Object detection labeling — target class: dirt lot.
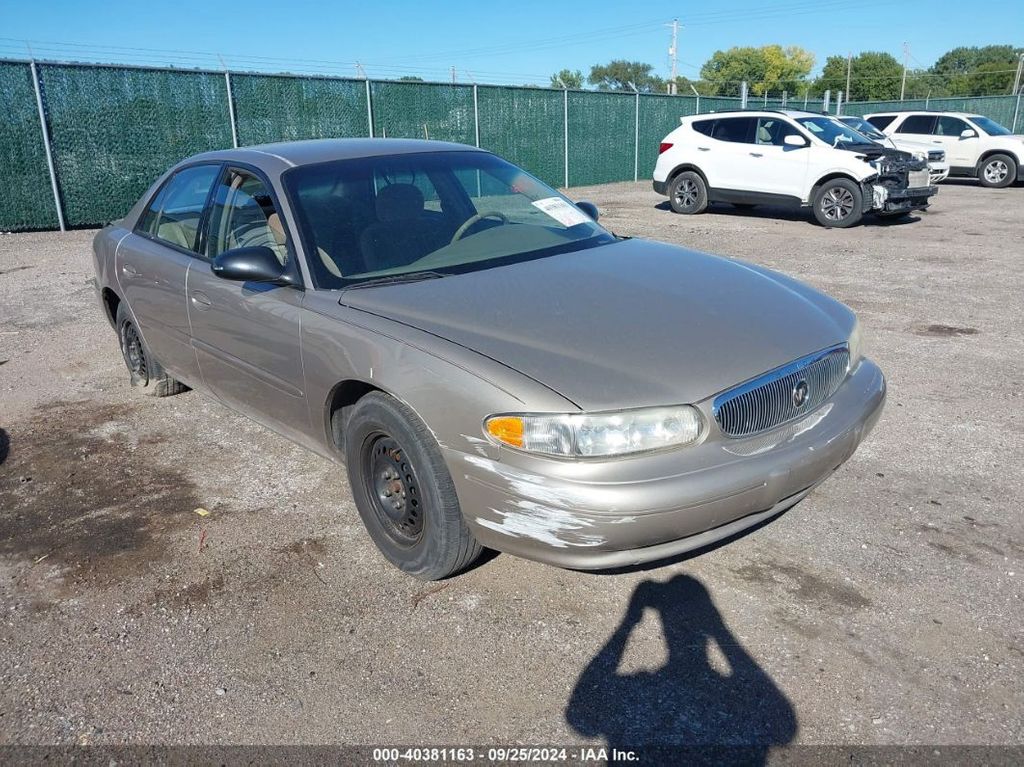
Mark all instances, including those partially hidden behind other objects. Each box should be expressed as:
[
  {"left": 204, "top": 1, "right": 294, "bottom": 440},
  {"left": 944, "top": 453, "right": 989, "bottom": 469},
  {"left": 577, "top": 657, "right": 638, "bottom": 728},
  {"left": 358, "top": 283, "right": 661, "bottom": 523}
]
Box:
[{"left": 1, "top": 181, "right": 1022, "bottom": 751}]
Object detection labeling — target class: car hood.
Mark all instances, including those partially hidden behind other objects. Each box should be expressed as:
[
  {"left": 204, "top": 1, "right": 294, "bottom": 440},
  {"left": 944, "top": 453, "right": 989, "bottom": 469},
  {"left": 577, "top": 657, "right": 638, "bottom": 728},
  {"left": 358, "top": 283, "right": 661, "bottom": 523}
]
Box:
[{"left": 338, "top": 239, "right": 853, "bottom": 411}]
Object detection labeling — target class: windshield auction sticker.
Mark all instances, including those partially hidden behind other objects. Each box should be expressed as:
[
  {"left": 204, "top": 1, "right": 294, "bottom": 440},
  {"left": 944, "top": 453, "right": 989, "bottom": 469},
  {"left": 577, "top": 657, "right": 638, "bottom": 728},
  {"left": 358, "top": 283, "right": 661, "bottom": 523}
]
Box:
[{"left": 531, "top": 197, "right": 592, "bottom": 227}]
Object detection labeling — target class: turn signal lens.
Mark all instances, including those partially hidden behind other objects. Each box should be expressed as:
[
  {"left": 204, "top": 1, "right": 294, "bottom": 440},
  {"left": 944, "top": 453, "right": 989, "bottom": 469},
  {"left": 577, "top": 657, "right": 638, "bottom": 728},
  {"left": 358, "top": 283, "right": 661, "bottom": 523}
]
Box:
[
  {"left": 484, "top": 406, "right": 704, "bottom": 459},
  {"left": 485, "top": 416, "right": 525, "bottom": 448},
  {"left": 659, "top": 142, "right": 674, "bottom": 154}
]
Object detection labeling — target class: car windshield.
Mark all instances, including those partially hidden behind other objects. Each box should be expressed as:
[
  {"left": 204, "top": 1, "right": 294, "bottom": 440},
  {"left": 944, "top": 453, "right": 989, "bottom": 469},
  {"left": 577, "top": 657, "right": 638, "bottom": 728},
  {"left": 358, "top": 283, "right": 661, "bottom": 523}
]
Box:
[
  {"left": 970, "top": 116, "right": 1012, "bottom": 136},
  {"left": 282, "top": 151, "right": 614, "bottom": 288},
  {"left": 796, "top": 116, "right": 876, "bottom": 147},
  {"left": 839, "top": 116, "right": 886, "bottom": 141}
]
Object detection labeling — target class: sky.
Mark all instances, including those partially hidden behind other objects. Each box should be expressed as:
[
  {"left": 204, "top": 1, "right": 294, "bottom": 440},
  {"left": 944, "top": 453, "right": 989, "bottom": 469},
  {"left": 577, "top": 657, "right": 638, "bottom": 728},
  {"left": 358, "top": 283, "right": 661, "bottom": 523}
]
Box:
[{"left": 1, "top": 0, "right": 1021, "bottom": 86}]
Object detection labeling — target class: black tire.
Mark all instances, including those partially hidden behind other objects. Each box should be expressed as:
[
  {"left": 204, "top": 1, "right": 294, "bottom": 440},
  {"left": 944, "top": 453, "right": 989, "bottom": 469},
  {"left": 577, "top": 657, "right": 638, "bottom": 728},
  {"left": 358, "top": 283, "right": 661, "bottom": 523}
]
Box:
[
  {"left": 978, "top": 154, "right": 1017, "bottom": 188},
  {"left": 668, "top": 171, "right": 708, "bottom": 214},
  {"left": 812, "top": 178, "right": 863, "bottom": 228},
  {"left": 115, "top": 303, "right": 187, "bottom": 397},
  {"left": 344, "top": 392, "right": 482, "bottom": 580}
]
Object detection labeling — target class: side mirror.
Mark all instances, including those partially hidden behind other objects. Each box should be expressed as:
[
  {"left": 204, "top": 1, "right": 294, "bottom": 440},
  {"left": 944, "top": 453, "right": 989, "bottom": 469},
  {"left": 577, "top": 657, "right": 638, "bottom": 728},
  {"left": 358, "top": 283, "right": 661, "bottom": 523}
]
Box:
[
  {"left": 211, "top": 246, "right": 287, "bottom": 284},
  {"left": 783, "top": 134, "right": 808, "bottom": 147},
  {"left": 575, "top": 200, "right": 599, "bottom": 221},
  {"left": 960, "top": 128, "right": 977, "bottom": 139}
]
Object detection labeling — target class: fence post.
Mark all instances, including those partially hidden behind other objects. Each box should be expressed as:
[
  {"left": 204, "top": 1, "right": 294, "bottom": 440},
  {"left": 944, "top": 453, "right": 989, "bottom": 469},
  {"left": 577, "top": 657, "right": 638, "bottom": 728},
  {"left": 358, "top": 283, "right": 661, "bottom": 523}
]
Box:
[
  {"left": 740, "top": 81, "right": 748, "bottom": 109},
  {"left": 29, "top": 61, "right": 66, "bottom": 232},
  {"left": 224, "top": 72, "right": 239, "bottom": 148},
  {"left": 823, "top": 89, "right": 831, "bottom": 113},
  {"left": 473, "top": 84, "right": 480, "bottom": 147},
  {"left": 562, "top": 87, "right": 569, "bottom": 188},
  {"left": 1013, "top": 90, "right": 1022, "bottom": 134},
  {"left": 365, "top": 79, "right": 374, "bottom": 138},
  {"left": 836, "top": 90, "right": 844, "bottom": 115},
  {"left": 633, "top": 91, "right": 640, "bottom": 183}
]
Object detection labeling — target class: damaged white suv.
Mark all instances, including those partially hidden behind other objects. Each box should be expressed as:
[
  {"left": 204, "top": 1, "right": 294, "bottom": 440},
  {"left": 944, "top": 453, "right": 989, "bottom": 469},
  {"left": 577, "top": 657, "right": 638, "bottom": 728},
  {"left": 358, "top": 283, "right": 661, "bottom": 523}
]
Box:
[{"left": 654, "top": 109, "right": 937, "bottom": 227}]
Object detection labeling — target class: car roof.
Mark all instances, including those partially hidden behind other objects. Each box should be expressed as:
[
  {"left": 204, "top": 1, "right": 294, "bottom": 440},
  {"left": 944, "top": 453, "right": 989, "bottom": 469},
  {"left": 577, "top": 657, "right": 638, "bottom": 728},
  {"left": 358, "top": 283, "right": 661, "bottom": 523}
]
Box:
[
  {"left": 186, "top": 138, "right": 486, "bottom": 173},
  {"left": 684, "top": 109, "right": 828, "bottom": 120},
  {"left": 863, "top": 110, "right": 978, "bottom": 118}
]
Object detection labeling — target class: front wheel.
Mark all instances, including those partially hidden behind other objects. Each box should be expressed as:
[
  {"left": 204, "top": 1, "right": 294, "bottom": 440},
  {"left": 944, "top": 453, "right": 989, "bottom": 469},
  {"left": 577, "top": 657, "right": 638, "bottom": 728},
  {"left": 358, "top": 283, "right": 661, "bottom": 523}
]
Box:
[
  {"left": 812, "top": 179, "right": 863, "bottom": 228},
  {"left": 344, "top": 392, "right": 483, "bottom": 580},
  {"left": 668, "top": 171, "right": 708, "bottom": 215},
  {"left": 978, "top": 154, "right": 1017, "bottom": 188}
]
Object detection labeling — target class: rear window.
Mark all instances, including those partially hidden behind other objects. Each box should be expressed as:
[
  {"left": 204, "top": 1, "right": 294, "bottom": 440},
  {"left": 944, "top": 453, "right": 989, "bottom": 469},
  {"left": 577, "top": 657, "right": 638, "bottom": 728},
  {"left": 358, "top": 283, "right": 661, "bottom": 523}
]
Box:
[{"left": 866, "top": 115, "right": 896, "bottom": 130}]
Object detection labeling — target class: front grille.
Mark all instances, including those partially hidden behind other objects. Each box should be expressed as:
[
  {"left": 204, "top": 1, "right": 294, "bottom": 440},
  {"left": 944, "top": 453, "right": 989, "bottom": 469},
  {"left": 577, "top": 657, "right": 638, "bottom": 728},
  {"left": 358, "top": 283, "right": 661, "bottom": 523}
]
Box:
[
  {"left": 927, "top": 149, "right": 945, "bottom": 163},
  {"left": 714, "top": 345, "right": 850, "bottom": 438}
]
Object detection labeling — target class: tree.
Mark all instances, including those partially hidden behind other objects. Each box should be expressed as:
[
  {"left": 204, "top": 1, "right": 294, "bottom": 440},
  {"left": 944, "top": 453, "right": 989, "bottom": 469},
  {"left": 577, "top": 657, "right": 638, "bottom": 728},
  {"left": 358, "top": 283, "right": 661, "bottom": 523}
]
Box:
[
  {"left": 699, "top": 45, "right": 814, "bottom": 96},
  {"left": 815, "top": 51, "right": 904, "bottom": 101},
  {"left": 398, "top": 76, "right": 424, "bottom": 82},
  {"left": 549, "top": 69, "right": 584, "bottom": 89},
  {"left": 930, "top": 45, "right": 1023, "bottom": 95},
  {"left": 588, "top": 60, "right": 665, "bottom": 93}
]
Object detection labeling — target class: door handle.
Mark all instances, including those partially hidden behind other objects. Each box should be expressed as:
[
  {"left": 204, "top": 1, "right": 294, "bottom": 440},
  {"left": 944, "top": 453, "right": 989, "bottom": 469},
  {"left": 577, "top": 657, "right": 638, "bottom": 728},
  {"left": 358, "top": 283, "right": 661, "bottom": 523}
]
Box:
[
  {"left": 697, "top": 146, "right": 711, "bottom": 152},
  {"left": 122, "top": 264, "right": 140, "bottom": 278},
  {"left": 749, "top": 152, "right": 763, "bottom": 157},
  {"left": 190, "top": 291, "right": 213, "bottom": 310},
  {"left": 932, "top": 140, "right": 942, "bottom": 144}
]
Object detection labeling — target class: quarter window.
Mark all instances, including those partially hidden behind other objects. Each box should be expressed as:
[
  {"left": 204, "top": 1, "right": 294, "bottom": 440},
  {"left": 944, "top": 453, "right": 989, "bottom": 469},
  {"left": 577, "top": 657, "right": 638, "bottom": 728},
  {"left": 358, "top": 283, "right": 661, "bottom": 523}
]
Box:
[
  {"left": 692, "top": 119, "right": 716, "bottom": 137},
  {"left": 206, "top": 169, "right": 289, "bottom": 265},
  {"left": 140, "top": 164, "right": 220, "bottom": 252},
  {"left": 896, "top": 115, "right": 937, "bottom": 134}
]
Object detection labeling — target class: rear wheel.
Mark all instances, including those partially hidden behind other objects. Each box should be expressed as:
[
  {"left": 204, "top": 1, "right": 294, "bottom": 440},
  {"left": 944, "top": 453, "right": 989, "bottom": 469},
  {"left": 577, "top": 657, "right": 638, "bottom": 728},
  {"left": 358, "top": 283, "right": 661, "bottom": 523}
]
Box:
[
  {"left": 344, "top": 392, "right": 482, "bottom": 580},
  {"left": 668, "top": 171, "right": 708, "bottom": 215},
  {"left": 812, "top": 179, "right": 863, "bottom": 228},
  {"left": 115, "top": 303, "right": 187, "bottom": 397},
  {"left": 978, "top": 154, "right": 1016, "bottom": 188}
]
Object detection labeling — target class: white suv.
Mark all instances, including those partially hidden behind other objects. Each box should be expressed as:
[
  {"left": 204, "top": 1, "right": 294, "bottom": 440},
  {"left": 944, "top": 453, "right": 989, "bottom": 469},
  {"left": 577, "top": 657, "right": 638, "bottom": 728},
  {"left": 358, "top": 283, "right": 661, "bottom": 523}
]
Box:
[
  {"left": 865, "top": 111, "right": 1024, "bottom": 188},
  {"left": 654, "top": 110, "right": 937, "bottom": 228}
]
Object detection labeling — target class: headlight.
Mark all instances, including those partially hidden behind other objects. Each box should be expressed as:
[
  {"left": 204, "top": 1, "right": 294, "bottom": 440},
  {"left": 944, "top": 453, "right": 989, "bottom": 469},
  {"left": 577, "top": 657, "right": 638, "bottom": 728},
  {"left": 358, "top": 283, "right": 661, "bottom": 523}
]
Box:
[
  {"left": 848, "top": 318, "right": 862, "bottom": 367},
  {"left": 484, "top": 405, "right": 705, "bottom": 458}
]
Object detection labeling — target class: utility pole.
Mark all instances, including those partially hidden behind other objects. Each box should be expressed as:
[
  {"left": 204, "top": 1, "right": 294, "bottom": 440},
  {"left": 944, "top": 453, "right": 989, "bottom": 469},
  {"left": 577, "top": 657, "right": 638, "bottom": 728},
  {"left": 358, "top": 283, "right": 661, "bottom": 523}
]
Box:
[
  {"left": 1012, "top": 52, "right": 1024, "bottom": 95},
  {"left": 900, "top": 42, "right": 909, "bottom": 100},
  {"left": 667, "top": 18, "right": 679, "bottom": 95},
  {"left": 845, "top": 52, "right": 852, "bottom": 101}
]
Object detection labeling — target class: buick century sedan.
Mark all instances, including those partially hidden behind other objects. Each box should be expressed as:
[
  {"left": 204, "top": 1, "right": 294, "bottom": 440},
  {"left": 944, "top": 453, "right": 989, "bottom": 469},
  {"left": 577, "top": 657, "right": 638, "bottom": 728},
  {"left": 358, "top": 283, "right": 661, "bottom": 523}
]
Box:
[{"left": 92, "top": 139, "right": 885, "bottom": 580}]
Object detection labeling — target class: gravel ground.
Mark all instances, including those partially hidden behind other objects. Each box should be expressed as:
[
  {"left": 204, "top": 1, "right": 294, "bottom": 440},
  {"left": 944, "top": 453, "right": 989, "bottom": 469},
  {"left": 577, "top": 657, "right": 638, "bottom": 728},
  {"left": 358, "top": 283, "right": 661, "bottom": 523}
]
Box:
[{"left": 0, "top": 181, "right": 1022, "bottom": 751}]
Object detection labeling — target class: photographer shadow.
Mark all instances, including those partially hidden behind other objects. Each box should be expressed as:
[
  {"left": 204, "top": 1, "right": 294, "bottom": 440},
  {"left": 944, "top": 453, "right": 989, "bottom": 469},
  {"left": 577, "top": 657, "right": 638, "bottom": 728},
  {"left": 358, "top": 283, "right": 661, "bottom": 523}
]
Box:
[{"left": 566, "top": 574, "right": 796, "bottom": 765}]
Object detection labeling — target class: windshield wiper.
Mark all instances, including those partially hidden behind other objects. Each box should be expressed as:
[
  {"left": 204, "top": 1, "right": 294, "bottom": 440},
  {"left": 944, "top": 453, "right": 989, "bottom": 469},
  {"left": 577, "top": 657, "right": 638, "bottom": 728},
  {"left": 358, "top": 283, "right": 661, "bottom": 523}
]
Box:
[{"left": 338, "top": 270, "right": 447, "bottom": 292}]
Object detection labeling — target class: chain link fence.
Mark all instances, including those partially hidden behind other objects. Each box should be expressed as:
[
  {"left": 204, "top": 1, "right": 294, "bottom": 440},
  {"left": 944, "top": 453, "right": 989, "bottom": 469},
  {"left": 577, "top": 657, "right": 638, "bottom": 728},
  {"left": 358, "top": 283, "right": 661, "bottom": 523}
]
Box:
[{"left": 1, "top": 57, "right": 1021, "bottom": 232}]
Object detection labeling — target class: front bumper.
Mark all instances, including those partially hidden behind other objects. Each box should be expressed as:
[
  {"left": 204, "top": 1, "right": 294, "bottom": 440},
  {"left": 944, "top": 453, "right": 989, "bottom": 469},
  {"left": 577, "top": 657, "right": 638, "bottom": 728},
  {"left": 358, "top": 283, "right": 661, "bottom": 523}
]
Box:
[
  {"left": 448, "top": 359, "right": 886, "bottom": 570},
  {"left": 872, "top": 184, "right": 937, "bottom": 212}
]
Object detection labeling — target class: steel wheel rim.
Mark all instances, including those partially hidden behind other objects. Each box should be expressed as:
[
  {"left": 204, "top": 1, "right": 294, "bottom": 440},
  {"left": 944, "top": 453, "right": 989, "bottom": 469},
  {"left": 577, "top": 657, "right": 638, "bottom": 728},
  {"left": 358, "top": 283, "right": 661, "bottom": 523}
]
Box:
[
  {"left": 121, "top": 322, "right": 147, "bottom": 379},
  {"left": 984, "top": 160, "right": 1008, "bottom": 183},
  {"left": 362, "top": 434, "right": 424, "bottom": 547},
  {"left": 674, "top": 179, "right": 699, "bottom": 208},
  {"left": 821, "top": 187, "right": 855, "bottom": 220}
]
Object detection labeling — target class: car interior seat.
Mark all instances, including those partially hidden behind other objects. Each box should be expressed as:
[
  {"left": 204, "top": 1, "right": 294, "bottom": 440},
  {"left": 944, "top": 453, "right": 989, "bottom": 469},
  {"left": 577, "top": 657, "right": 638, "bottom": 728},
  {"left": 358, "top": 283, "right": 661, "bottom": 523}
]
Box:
[{"left": 358, "top": 183, "right": 448, "bottom": 273}]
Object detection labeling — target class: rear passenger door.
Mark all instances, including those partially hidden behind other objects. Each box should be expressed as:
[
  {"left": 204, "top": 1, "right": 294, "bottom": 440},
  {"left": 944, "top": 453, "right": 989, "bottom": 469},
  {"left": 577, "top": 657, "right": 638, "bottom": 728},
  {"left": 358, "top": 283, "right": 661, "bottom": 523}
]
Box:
[
  {"left": 703, "top": 116, "right": 758, "bottom": 191},
  {"left": 893, "top": 114, "right": 937, "bottom": 145},
  {"left": 185, "top": 165, "right": 312, "bottom": 443},
  {"left": 116, "top": 163, "right": 221, "bottom": 387}
]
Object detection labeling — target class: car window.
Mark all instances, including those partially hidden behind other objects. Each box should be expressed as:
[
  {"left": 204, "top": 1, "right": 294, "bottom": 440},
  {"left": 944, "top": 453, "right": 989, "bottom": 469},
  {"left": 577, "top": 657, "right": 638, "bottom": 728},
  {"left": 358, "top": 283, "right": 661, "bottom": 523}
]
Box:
[
  {"left": 755, "top": 118, "right": 802, "bottom": 146},
  {"left": 139, "top": 164, "right": 220, "bottom": 252},
  {"left": 206, "top": 168, "right": 289, "bottom": 265},
  {"left": 692, "top": 119, "right": 715, "bottom": 137},
  {"left": 712, "top": 117, "right": 756, "bottom": 143},
  {"left": 284, "top": 151, "right": 613, "bottom": 289},
  {"left": 866, "top": 115, "right": 896, "bottom": 130},
  {"left": 969, "top": 115, "right": 1011, "bottom": 136},
  {"left": 934, "top": 116, "right": 969, "bottom": 136},
  {"left": 896, "top": 115, "right": 937, "bottom": 134}
]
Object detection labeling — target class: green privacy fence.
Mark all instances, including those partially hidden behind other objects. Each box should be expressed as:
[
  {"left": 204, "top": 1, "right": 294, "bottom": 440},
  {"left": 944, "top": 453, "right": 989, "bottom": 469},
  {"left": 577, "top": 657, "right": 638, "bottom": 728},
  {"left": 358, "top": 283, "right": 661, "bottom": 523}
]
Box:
[{"left": 1, "top": 57, "right": 1022, "bottom": 232}]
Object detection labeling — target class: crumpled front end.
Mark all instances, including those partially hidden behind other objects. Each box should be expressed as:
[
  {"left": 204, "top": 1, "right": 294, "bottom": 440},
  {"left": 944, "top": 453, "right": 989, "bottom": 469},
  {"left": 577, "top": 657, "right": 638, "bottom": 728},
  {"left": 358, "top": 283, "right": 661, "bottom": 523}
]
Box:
[{"left": 863, "top": 154, "right": 937, "bottom": 213}]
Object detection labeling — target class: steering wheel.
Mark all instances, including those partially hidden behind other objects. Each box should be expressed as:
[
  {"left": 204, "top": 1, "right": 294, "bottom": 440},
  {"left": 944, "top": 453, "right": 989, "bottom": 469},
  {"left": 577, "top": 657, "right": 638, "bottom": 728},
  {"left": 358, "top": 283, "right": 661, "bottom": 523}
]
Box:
[{"left": 451, "top": 211, "right": 509, "bottom": 243}]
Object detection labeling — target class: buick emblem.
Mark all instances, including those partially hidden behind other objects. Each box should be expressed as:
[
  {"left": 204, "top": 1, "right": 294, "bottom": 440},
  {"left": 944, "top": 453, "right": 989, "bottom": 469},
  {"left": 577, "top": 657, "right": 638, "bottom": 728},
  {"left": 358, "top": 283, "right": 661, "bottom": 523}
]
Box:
[{"left": 792, "top": 379, "right": 810, "bottom": 408}]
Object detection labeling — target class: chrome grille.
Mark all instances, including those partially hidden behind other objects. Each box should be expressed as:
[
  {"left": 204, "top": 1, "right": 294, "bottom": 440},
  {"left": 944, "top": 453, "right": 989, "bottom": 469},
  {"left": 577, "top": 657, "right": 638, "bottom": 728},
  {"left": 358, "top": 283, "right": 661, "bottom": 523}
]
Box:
[
  {"left": 714, "top": 345, "right": 850, "bottom": 438},
  {"left": 927, "top": 149, "right": 945, "bottom": 163}
]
